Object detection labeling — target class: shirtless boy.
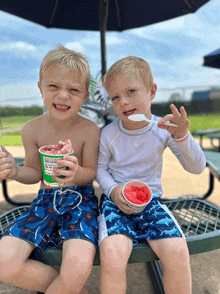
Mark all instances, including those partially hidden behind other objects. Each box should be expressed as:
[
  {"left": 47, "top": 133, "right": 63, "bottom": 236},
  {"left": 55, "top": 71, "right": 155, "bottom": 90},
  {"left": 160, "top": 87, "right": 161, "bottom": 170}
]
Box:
[{"left": 0, "top": 45, "right": 100, "bottom": 294}]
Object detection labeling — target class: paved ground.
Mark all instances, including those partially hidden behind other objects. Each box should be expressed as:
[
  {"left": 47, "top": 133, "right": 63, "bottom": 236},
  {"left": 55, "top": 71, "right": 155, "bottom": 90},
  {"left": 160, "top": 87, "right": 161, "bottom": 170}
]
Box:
[{"left": 1, "top": 139, "right": 220, "bottom": 293}]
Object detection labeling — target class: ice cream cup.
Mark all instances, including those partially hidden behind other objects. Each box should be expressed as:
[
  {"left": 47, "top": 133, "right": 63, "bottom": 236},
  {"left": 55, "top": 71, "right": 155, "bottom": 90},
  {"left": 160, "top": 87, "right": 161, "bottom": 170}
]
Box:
[
  {"left": 122, "top": 180, "right": 152, "bottom": 214},
  {"left": 39, "top": 146, "right": 73, "bottom": 186}
]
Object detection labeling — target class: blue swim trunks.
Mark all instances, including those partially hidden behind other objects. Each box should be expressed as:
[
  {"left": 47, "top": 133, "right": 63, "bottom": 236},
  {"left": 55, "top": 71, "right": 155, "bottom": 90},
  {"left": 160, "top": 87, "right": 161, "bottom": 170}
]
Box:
[
  {"left": 98, "top": 194, "right": 184, "bottom": 246},
  {"left": 2, "top": 186, "right": 99, "bottom": 250}
]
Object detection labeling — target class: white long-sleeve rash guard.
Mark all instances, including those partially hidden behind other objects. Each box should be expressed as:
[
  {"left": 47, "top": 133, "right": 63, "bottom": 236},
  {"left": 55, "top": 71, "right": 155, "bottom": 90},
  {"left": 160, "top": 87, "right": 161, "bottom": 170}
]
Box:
[{"left": 96, "top": 115, "right": 206, "bottom": 198}]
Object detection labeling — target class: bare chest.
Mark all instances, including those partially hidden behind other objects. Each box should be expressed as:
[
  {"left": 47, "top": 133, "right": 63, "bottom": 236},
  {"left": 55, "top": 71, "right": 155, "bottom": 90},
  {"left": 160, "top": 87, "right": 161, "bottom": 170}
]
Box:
[{"left": 37, "top": 129, "right": 85, "bottom": 164}]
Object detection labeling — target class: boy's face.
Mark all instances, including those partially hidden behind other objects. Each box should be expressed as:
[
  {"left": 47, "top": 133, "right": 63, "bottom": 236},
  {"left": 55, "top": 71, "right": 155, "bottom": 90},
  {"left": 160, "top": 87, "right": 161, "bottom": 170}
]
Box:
[
  {"left": 38, "top": 66, "right": 89, "bottom": 120},
  {"left": 106, "top": 73, "right": 157, "bottom": 130}
]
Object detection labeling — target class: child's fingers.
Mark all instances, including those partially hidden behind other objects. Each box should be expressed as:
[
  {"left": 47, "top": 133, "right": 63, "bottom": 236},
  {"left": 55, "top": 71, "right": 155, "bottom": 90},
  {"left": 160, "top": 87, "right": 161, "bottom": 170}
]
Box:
[
  {"left": 179, "top": 106, "right": 187, "bottom": 120},
  {"left": 170, "top": 104, "right": 181, "bottom": 117},
  {"left": 158, "top": 114, "right": 176, "bottom": 126},
  {"left": 0, "top": 168, "right": 12, "bottom": 179},
  {"left": 120, "top": 203, "right": 133, "bottom": 214},
  {"left": 120, "top": 194, "right": 129, "bottom": 205}
]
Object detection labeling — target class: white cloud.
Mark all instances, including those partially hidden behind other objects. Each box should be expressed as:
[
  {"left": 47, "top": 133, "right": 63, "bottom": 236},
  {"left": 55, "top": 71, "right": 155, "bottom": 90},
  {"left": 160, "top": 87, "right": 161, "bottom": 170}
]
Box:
[
  {"left": 0, "top": 82, "right": 43, "bottom": 107},
  {"left": 64, "top": 42, "right": 88, "bottom": 57},
  {"left": 81, "top": 33, "right": 100, "bottom": 45},
  {"left": 106, "top": 34, "right": 124, "bottom": 45},
  {"left": 0, "top": 41, "right": 37, "bottom": 53}
]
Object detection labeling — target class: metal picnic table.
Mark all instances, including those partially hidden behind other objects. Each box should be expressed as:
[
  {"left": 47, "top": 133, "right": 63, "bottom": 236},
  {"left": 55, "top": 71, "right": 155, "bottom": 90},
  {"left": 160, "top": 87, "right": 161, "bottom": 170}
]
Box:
[
  {"left": 207, "top": 132, "right": 220, "bottom": 152},
  {"left": 195, "top": 129, "right": 220, "bottom": 150}
]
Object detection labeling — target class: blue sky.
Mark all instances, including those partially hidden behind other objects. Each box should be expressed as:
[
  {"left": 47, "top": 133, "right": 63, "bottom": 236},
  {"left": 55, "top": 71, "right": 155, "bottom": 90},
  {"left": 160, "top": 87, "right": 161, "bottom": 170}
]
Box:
[{"left": 0, "top": 0, "right": 220, "bottom": 108}]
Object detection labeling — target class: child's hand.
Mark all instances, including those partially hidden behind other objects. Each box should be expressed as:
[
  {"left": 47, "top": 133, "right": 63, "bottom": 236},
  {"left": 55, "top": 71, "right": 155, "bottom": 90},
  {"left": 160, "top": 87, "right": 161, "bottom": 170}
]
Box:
[
  {"left": 110, "top": 185, "right": 133, "bottom": 215},
  {"left": 158, "top": 104, "right": 190, "bottom": 139},
  {"left": 52, "top": 155, "right": 79, "bottom": 184},
  {"left": 0, "top": 146, "right": 17, "bottom": 179}
]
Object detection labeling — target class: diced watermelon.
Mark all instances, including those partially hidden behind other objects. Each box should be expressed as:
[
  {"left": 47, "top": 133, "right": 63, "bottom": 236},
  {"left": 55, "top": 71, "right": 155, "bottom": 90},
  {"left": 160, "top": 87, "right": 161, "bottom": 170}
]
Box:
[{"left": 124, "top": 185, "right": 150, "bottom": 204}]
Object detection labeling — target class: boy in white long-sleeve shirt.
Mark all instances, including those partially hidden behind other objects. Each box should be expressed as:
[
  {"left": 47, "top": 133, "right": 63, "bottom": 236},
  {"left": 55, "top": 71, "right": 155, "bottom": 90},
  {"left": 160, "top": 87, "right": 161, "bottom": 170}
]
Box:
[{"left": 96, "top": 56, "right": 206, "bottom": 294}]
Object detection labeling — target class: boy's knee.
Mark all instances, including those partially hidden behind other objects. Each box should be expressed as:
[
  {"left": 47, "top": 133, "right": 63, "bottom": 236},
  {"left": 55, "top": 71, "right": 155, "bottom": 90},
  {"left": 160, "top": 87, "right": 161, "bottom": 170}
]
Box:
[
  {"left": 163, "top": 239, "right": 190, "bottom": 265},
  {"left": 60, "top": 255, "right": 93, "bottom": 287},
  {"left": 100, "top": 237, "right": 132, "bottom": 270},
  {"left": 0, "top": 254, "right": 21, "bottom": 282}
]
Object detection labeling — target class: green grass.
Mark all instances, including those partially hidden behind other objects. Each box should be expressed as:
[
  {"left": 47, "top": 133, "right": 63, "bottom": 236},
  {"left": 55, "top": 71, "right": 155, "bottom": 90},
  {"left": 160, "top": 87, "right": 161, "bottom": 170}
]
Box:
[
  {"left": 1, "top": 113, "right": 220, "bottom": 146},
  {"left": 188, "top": 113, "right": 220, "bottom": 136},
  {"left": 0, "top": 116, "right": 37, "bottom": 146},
  {"left": 0, "top": 116, "right": 36, "bottom": 130},
  {"left": 0, "top": 132, "right": 23, "bottom": 146}
]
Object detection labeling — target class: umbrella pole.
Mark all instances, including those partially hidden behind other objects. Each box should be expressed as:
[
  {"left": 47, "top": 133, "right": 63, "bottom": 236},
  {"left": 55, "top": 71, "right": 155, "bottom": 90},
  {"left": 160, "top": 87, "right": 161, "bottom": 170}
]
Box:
[{"left": 99, "top": 0, "right": 108, "bottom": 80}]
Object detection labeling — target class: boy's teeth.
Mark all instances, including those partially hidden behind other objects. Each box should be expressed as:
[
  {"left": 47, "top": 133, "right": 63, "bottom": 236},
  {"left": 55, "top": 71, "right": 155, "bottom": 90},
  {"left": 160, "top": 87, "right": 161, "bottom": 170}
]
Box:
[
  {"left": 125, "top": 110, "right": 134, "bottom": 114},
  {"left": 56, "top": 104, "right": 69, "bottom": 109}
]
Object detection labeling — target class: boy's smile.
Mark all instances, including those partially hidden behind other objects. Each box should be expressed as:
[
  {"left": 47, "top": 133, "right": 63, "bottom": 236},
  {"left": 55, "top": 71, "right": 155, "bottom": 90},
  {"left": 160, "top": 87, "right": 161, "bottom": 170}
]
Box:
[
  {"left": 54, "top": 103, "right": 71, "bottom": 112},
  {"left": 106, "top": 74, "right": 157, "bottom": 130}
]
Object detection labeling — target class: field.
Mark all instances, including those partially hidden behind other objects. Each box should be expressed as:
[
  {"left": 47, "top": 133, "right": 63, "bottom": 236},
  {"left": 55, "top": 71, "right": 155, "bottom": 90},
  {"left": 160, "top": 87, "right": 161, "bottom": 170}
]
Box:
[
  {"left": 1, "top": 114, "right": 220, "bottom": 146},
  {"left": 0, "top": 116, "right": 36, "bottom": 146}
]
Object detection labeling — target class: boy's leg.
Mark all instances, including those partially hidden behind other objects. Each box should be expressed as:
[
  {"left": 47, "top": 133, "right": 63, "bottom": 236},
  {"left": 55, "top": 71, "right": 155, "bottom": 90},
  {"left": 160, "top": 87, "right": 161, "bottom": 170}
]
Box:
[
  {"left": 45, "top": 239, "right": 96, "bottom": 294},
  {"left": 0, "top": 236, "right": 59, "bottom": 292},
  {"left": 147, "top": 237, "right": 191, "bottom": 294},
  {"left": 100, "top": 234, "right": 133, "bottom": 294}
]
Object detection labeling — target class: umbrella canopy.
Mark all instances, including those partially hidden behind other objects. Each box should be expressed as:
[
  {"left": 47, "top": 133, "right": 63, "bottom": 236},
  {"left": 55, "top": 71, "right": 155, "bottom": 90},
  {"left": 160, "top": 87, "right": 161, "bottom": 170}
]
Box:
[
  {"left": 203, "top": 48, "right": 220, "bottom": 69},
  {"left": 0, "top": 0, "right": 209, "bottom": 77}
]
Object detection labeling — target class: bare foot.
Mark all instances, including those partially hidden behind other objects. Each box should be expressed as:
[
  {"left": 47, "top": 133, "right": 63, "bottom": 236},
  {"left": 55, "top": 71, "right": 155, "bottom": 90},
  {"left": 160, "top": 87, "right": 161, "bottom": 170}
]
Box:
[{"left": 80, "top": 286, "right": 89, "bottom": 294}]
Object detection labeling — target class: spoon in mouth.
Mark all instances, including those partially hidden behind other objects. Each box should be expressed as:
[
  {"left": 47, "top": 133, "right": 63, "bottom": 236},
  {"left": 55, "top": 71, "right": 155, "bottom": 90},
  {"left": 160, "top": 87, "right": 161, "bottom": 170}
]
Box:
[{"left": 128, "top": 114, "right": 178, "bottom": 127}]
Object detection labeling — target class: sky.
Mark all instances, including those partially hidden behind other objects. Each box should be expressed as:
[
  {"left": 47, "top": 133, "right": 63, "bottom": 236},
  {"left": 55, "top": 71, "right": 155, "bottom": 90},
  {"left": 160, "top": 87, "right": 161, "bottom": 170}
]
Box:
[{"left": 0, "top": 0, "right": 220, "bottom": 108}]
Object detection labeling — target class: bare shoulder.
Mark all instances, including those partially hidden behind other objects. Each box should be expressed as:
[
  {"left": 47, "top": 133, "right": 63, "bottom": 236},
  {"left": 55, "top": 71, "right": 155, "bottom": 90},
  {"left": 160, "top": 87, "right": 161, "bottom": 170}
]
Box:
[
  {"left": 77, "top": 115, "right": 100, "bottom": 136},
  {"left": 21, "top": 114, "right": 46, "bottom": 138}
]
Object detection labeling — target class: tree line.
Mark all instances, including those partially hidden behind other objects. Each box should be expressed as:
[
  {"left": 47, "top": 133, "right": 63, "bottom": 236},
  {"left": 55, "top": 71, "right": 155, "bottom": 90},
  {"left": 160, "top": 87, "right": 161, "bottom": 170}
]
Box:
[{"left": 0, "top": 106, "right": 43, "bottom": 117}]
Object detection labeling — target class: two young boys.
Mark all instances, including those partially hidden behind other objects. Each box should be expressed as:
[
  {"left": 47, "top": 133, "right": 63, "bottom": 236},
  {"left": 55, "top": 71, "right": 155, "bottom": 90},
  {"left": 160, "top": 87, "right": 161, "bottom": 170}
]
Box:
[{"left": 0, "top": 46, "right": 205, "bottom": 294}]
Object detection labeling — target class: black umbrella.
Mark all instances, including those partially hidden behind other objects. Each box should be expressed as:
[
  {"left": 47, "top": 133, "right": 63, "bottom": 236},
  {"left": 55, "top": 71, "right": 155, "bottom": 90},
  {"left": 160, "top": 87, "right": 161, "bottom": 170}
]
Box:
[
  {"left": 203, "top": 48, "right": 220, "bottom": 69},
  {"left": 1, "top": 0, "right": 209, "bottom": 77}
]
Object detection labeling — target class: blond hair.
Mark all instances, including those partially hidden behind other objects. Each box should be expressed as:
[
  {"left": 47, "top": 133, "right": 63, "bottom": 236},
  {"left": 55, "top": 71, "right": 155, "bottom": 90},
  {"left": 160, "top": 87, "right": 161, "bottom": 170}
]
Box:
[
  {"left": 103, "top": 56, "right": 154, "bottom": 91},
  {"left": 39, "top": 45, "right": 90, "bottom": 91}
]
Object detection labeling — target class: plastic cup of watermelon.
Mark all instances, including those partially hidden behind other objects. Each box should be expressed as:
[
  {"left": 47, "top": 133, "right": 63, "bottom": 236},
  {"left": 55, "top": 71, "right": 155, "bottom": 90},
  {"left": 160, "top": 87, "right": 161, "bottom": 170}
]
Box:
[
  {"left": 39, "top": 146, "right": 73, "bottom": 186},
  {"left": 122, "top": 180, "right": 152, "bottom": 214}
]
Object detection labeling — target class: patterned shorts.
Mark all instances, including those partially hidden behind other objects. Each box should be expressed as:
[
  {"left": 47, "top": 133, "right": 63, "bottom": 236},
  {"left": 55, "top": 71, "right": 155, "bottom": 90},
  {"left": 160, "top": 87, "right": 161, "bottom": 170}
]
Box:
[
  {"left": 98, "top": 194, "right": 184, "bottom": 246},
  {"left": 2, "top": 186, "right": 99, "bottom": 250}
]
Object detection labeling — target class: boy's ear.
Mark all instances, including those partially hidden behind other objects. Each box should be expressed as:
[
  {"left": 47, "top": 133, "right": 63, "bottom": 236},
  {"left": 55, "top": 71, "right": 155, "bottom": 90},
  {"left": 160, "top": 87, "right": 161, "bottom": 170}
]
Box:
[
  {"left": 38, "top": 81, "right": 42, "bottom": 96},
  {"left": 150, "top": 83, "right": 157, "bottom": 101},
  {"left": 84, "top": 91, "right": 90, "bottom": 101}
]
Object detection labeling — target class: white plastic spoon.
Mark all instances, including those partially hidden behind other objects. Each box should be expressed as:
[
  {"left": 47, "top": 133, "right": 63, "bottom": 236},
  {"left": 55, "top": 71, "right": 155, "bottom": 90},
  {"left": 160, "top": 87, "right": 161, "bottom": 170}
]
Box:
[{"left": 128, "top": 114, "right": 178, "bottom": 127}]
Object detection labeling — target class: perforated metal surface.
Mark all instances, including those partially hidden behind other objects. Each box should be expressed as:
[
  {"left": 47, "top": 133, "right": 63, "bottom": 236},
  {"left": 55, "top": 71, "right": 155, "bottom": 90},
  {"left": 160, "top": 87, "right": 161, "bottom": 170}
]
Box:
[
  {"left": 164, "top": 198, "right": 220, "bottom": 237},
  {"left": 0, "top": 206, "right": 30, "bottom": 237},
  {"left": 1, "top": 198, "right": 220, "bottom": 264}
]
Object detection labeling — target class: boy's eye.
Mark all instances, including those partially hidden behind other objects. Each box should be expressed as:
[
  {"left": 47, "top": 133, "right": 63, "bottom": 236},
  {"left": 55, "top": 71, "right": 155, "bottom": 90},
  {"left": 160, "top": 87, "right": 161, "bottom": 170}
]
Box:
[
  {"left": 70, "top": 88, "right": 79, "bottom": 92},
  {"left": 111, "top": 96, "right": 119, "bottom": 101},
  {"left": 49, "top": 84, "right": 58, "bottom": 88},
  {"left": 128, "top": 89, "right": 135, "bottom": 94}
]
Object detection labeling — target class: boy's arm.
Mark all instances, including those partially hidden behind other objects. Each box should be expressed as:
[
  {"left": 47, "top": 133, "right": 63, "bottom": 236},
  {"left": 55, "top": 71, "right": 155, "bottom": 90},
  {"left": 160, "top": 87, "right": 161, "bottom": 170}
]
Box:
[
  {"left": 74, "top": 123, "right": 100, "bottom": 185},
  {"left": 53, "top": 122, "right": 100, "bottom": 186},
  {"left": 159, "top": 104, "right": 206, "bottom": 173},
  {"left": 96, "top": 130, "right": 118, "bottom": 197},
  {"left": 96, "top": 130, "right": 133, "bottom": 214},
  {"left": 0, "top": 122, "right": 42, "bottom": 184},
  {"left": 167, "top": 133, "right": 206, "bottom": 174}
]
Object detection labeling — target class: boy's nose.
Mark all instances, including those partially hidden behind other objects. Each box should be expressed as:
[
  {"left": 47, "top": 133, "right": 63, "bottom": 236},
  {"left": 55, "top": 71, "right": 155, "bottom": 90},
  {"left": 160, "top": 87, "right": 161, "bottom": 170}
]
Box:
[
  {"left": 120, "top": 95, "right": 129, "bottom": 105},
  {"left": 59, "top": 89, "right": 68, "bottom": 99}
]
